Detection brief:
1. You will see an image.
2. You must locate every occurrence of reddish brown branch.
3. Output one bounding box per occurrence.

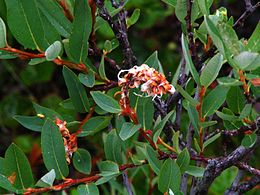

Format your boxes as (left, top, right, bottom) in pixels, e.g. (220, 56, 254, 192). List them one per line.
(57, 0, 74, 22)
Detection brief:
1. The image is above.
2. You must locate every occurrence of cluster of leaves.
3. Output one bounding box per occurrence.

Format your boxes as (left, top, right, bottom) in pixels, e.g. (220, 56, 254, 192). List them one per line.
(0, 0, 259, 195)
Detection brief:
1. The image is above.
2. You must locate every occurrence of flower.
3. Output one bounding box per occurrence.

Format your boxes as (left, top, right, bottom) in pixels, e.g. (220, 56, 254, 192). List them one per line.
(118, 64, 175, 99)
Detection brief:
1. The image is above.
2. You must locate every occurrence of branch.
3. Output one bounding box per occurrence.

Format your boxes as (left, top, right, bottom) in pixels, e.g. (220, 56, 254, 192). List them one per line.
(233, 1, 260, 28)
(194, 133, 260, 194)
(225, 176, 260, 195)
(122, 171, 133, 195)
(236, 162, 260, 177)
(94, 0, 137, 68)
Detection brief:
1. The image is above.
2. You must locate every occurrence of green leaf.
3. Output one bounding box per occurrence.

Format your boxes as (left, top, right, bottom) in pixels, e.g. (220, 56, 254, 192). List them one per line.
(226, 86, 246, 114)
(33, 102, 63, 120)
(127, 8, 140, 27)
(241, 133, 257, 148)
(239, 104, 252, 119)
(119, 122, 141, 141)
(95, 174, 118, 185)
(217, 77, 243, 87)
(5, 0, 45, 49)
(90, 91, 121, 113)
(0, 174, 18, 193)
(161, 0, 176, 7)
(176, 148, 190, 173)
(199, 121, 218, 128)
(63, 66, 90, 113)
(78, 116, 112, 137)
(73, 148, 91, 174)
(198, 0, 209, 15)
(136, 97, 154, 130)
(69, 0, 92, 63)
(200, 53, 223, 88)
(158, 159, 181, 193)
(246, 23, 260, 52)
(13, 115, 44, 132)
(98, 54, 108, 80)
(4, 143, 34, 189)
(175, 0, 187, 23)
(216, 111, 239, 121)
(104, 129, 123, 164)
(41, 119, 69, 179)
(45, 41, 62, 61)
(78, 71, 95, 88)
(176, 84, 199, 106)
(234, 52, 260, 71)
(145, 145, 162, 175)
(29, 58, 46, 65)
(37, 0, 72, 38)
(172, 131, 181, 154)
(204, 16, 225, 56)
(0, 17, 7, 47)
(153, 110, 175, 143)
(187, 103, 199, 134)
(77, 183, 99, 195)
(194, 138, 201, 153)
(144, 51, 164, 73)
(35, 169, 56, 187)
(202, 85, 230, 117)
(185, 165, 204, 177)
(181, 34, 200, 85)
(99, 161, 119, 177)
(203, 133, 221, 149)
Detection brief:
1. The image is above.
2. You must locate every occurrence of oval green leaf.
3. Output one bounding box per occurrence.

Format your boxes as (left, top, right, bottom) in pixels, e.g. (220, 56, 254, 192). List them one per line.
(90, 91, 121, 113)
(73, 148, 91, 174)
(0, 17, 7, 47)
(14, 115, 44, 132)
(119, 122, 141, 141)
(45, 41, 62, 61)
(77, 183, 99, 195)
(41, 119, 69, 179)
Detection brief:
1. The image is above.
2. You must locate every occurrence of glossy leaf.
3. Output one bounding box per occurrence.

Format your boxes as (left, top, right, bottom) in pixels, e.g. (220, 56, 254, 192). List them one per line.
(99, 161, 119, 177)
(5, 0, 45, 49)
(119, 122, 141, 141)
(239, 104, 252, 119)
(41, 119, 69, 179)
(172, 131, 181, 154)
(145, 145, 162, 175)
(246, 22, 260, 52)
(241, 133, 257, 148)
(175, 0, 187, 23)
(185, 165, 205, 177)
(69, 0, 92, 63)
(158, 159, 181, 193)
(216, 111, 239, 121)
(176, 84, 199, 106)
(176, 148, 190, 173)
(63, 66, 90, 113)
(144, 51, 164, 73)
(136, 97, 154, 130)
(187, 102, 199, 134)
(0, 17, 7, 47)
(127, 8, 140, 27)
(78, 70, 95, 88)
(4, 143, 34, 189)
(217, 77, 243, 87)
(35, 169, 56, 187)
(33, 102, 63, 120)
(78, 116, 112, 137)
(203, 133, 221, 149)
(77, 183, 99, 195)
(73, 148, 91, 174)
(104, 129, 123, 164)
(226, 86, 246, 114)
(13, 115, 44, 132)
(161, 0, 176, 7)
(37, 0, 72, 38)
(0, 174, 18, 193)
(90, 91, 121, 113)
(153, 110, 175, 143)
(98, 54, 108, 80)
(202, 85, 230, 117)
(234, 52, 260, 71)
(200, 53, 223, 88)
(198, 0, 209, 15)
(45, 41, 62, 61)
(181, 34, 200, 85)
